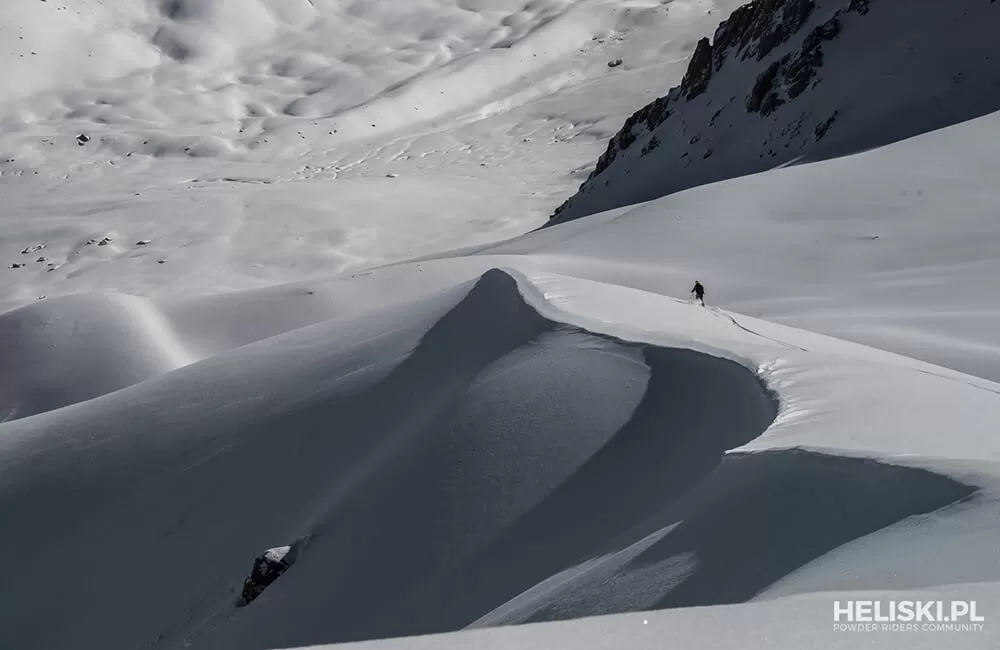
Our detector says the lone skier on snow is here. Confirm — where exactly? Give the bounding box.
[691,280,705,306]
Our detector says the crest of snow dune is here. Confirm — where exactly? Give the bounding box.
[0,268,990,650]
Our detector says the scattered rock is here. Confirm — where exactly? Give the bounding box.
[747,16,842,116]
[76,134,90,146]
[238,546,295,607]
[36,256,47,263]
[157,259,167,264]
[9,263,25,269]
[385,173,399,179]
[21,243,46,254]
[848,0,870,14]
[98,237,112,246]
[135,240,152,246]
[607,58,623,68]
[815,110,839,141]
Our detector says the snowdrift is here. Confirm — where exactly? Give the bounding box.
[0,291,197,421]
[0,268,985,650]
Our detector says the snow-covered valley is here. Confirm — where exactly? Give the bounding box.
[2,1,1000,649]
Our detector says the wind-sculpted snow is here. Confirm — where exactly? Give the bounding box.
[0,269,754,648]
[0,292,197,421]
[0,269,982,650]
[0,0,747,312]
[473,449,973,624]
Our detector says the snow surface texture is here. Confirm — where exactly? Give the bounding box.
[3,0,1000,649]
[0,0,743,309]
[309,585,1000,650]
[1,267,995,650]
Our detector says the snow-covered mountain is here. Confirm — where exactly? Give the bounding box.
[3,1,1000,650]
[551,0,1000,223]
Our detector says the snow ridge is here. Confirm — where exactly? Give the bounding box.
[0,268,982,650]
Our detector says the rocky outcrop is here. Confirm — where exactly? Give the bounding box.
[681,38,715,99]
[237,546,295,607]
[746,15,841,116]
[848,0,870,14]
[711,0,816,67]
[576,92,676,186]
[549,0,874,224]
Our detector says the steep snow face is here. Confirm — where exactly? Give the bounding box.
[551,0,1000,223]
[478,110,1000,383]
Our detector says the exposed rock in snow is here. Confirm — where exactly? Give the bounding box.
[238,546,295,607]
[550,0,1000,224]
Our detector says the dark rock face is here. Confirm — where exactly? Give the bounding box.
[814,110,839,141]
[747,15,841,116]
[710,0,816,66]
[587,92,676,180]
[238,546,293,607]
[711,5,757,70]
[747,60,783,114]
[548,0,876,224]
[682,38,715,99]
[786,17,841,96]
[848,0,870,14]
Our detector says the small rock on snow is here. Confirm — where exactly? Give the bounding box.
[238,546,295,607]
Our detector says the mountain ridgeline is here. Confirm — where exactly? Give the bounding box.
[548,0,1000,225]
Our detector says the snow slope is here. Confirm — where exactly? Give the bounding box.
[304,584,1000,650]
[3,0,1000,649]
[472,109,1000,383]
[551,0,1000,223]
[1,0,744,311]
[2,266,997,650]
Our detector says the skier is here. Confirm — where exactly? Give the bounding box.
[691,280,705,306]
